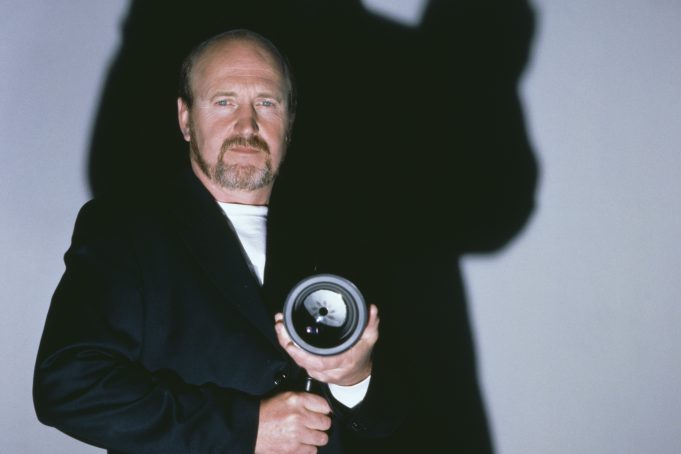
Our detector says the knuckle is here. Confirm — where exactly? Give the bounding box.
[286,392,301,405]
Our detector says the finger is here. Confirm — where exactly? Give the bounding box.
[274,314,351,375]
[304,411,332,431]
[274,314,294,350]
[299,428,329,448]
[301,393,332,415]
[359,304,380,344]
[273,323,330,373]
[367,304,379,328]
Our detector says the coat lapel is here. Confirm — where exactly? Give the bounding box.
[168,169,279,348]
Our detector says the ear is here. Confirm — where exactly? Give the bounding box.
[177,97,191,142]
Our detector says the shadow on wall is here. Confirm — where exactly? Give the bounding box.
[88,0,537,452]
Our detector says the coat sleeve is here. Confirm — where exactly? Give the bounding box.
[33,200,259,453]
[322,359,407,441]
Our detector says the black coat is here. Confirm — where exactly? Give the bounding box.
[33,169,402,453]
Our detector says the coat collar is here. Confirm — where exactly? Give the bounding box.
[168,168,279,348]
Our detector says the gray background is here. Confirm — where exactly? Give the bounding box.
[2,0,680,452]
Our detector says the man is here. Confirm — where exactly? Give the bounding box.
[81,2,538,452]
[34,29,400,453]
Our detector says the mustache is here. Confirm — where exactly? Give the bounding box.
[221,135,270,154]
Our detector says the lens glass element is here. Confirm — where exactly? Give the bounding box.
[283,274,367,356]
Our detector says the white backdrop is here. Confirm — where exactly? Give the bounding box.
[1,0,679,453]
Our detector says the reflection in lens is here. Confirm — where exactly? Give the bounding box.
[292,289,350,349]
[302,289,347,327]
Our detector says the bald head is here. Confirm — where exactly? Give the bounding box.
[178,29,296,132]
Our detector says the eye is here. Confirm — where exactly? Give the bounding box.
[215,98,235,107]
[257,99,277,108]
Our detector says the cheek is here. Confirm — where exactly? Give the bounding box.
[271,119,289,165]
[270,143,287,169]
[197,122,230,156]
[262,116,288,143]
[194,110,231,137]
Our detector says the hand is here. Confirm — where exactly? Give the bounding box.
[274,304,379,386]
[254,391,332,454]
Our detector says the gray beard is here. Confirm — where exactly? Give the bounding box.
[190,137,275,191]
[213,159,275,191]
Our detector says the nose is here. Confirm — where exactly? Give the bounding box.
[234,105,259,137]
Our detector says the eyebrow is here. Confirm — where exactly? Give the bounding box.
[210,91,237,100]
[256,92,283,102]
[209,91,283,102]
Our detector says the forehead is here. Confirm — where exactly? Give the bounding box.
[192,39,285,95]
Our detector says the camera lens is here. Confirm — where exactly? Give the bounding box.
[284,274,367,356]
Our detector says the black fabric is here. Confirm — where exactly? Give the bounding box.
[34,169,402,453]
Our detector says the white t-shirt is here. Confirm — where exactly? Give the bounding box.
[218,202,268,285]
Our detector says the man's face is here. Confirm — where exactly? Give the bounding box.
[178,39,289,203]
